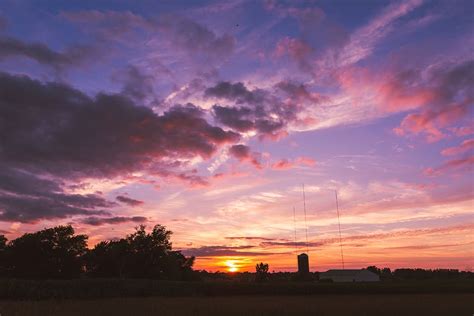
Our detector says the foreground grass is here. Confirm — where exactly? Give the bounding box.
[1,279,472,300]
[0,294,472,316]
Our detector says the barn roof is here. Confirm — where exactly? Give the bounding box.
[321,269,377,277]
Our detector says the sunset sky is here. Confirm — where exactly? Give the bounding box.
[0,0,472,272]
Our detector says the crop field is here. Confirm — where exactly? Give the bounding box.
[0,294,473,316]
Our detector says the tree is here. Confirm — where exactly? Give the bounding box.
[366,265,381,276]
[255,262,269,282]
[85,224,195,280]
[381,267,392,280]
[84,239,129,278]
[0,235,7,276]
[5,225,87,278]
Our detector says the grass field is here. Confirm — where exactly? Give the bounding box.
[0,294,472,316]
[1,279,472,300]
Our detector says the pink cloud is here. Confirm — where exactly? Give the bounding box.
[450,125,474,137]
[271,159,294,170]
[274,37,313,71]
[441,139,474,156]
[424,156,474,176]
[271,156,316,170]
[295,156,317,166]
[394,102,470,142]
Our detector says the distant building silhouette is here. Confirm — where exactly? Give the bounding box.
[297,253,309,275]
[319,269,380,282]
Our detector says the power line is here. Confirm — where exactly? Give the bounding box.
[335,190,345,270]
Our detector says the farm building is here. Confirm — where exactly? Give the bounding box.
[319,269,380,282]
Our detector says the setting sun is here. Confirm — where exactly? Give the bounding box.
[225,260,239,273]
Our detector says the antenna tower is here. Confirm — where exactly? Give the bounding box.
[293,206,297,254]
[302,184,309,254]
[335,190,345,269]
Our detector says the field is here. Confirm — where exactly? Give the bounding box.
[1,278,473,300]
[0,294,473,316]
[0,279,472,315]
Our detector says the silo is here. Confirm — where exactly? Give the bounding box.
[297,253,309,275]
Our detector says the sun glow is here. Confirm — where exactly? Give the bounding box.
[225,260,239,272]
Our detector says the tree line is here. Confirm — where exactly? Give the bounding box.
[0,225,471,281]
[366,266,472,280]
[0,225,195,280]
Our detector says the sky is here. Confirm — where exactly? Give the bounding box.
[0,0,472,272]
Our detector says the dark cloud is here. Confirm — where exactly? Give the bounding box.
[113,65,156,103]
[0,72,241,222]
[61,10,151,40]
[0,167,112,222]
[228,144,262,169]
[0,37,99,71]
[63,11,235,62]
[80,216,147,226]
[0,72,239,178]
[225,236,280,241]
[158,15,235,62]
[260,241,323,248]
[212,105,254,132]
[180,245,272,257]
[228,144,251,160]
[275,81,321,104]
[205,81,265,104]
[207,81,301,138]
[116,195,144,206]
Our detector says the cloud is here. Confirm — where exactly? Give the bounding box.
[450,125,474,137]
[157,15,235,62]
[207,81,302,139]
[441,139,474,156]
[0,72,241,221]
[205,81,265,104]
[112,65,157,103]
[116,195,144,206]
[274,37,313,72]
[423,156,474,176]
[336,0,424,67]
[0,168,112,222]
[80,216,147,226]
[61,10,151,40]
[225,236,279,241]
[228,144,263,169]
[272,156,316,170]
[390,60,474,142]
[295,156,316,166]
[180,245,272,257]
[275,81,322,104]
[0,36,99,72]
[63,10,235,62]
[0,72,239,178]
[271,159,294,170]
[260,241,322,248]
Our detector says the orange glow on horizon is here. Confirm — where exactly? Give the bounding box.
[225,259,239,272]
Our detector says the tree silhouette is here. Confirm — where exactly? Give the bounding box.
[5,225,87,278]
[85,224,195,279]
[0,235,6,276]
[255,262,269,282]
